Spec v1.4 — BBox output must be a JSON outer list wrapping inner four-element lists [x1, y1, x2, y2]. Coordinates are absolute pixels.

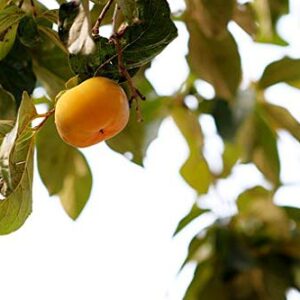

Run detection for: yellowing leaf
[[107, 97, 170, 165], [259, 57, 300, 89], [174, 203, 209, 236], [233, 3, 257, 37], [186, 0, 235, 38], [219, 143, 240, 178], [0, 92, 36, 234], [237, 196, 290, 241], [32, 38, 73, 99], [36, 116, 92, 220], [237, 110, 280, 186], [253, 0, 289, 45], [0, 5, 25, 33], [187, 19, 241, 100], [0, 87, 16, 120], [0, 23, 17, 61], [172, 105, 213, 194], [262, 102, 300, 142]]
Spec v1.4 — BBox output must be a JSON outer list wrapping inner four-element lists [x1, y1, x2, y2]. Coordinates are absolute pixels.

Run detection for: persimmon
[[54, 77, 129, 148]]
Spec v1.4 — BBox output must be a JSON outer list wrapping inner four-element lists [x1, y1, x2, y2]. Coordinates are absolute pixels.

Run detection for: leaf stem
[[92, 0, 115, 36], [32, 108, 55, 131]]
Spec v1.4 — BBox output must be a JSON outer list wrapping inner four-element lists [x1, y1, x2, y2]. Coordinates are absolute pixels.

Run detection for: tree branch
[[92, 0, 115, 36], [32, 108, 55, 131], [110, 31, 145, 122]]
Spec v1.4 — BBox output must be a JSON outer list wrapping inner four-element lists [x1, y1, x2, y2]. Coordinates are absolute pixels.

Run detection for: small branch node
[[92, 0, 115, 37]]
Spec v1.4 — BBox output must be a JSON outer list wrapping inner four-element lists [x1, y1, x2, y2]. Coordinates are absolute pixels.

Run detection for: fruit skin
[[55, 77, 129, 148]]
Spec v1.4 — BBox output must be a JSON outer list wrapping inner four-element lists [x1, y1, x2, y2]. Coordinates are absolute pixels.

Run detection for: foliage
[[179, 188, 300, 299], [0, 0, 299, 298], [0, 0, 177, 230]]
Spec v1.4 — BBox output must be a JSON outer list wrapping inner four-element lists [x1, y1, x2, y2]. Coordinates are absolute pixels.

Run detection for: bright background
[[1, 0, 300, 299]]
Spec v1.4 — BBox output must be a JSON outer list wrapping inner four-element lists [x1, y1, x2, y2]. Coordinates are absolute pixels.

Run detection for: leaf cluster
[[0, 0, 176, 233], [177, 188, 300, 300]]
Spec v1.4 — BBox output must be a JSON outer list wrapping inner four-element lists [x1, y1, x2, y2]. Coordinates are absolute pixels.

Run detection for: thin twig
[[32, 108, 55, 131], [92, 0, 115, 36], [112, 3, 121, 32], [111, 32, 145, 122], [18, 0, 24, 8], [30, 0, 37, 17], [109, 5, 145, 122]]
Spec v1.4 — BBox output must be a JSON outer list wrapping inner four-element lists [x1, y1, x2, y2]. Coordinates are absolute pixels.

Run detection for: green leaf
[[0, 39, 36, 104], [119, 0, 177, 69], [183, 260, 215, 300], [254, 0, 289, 45], [233, 3, 257, 37], [186, 0, 235, 38], [70, 0, 177, 81], [0, 0, 6, 10], [64, 75, 79, 89], [262, 102, 300, 143], [253, 110, 281, 186], [237, 186, 272, 212], [236, 188, 290, 241], [18, 16, 40, 48], [0, 87, 16, 120], [0, 92, 36, 234], [187, 19, 241, 100], [32, 96, 52, 106], [90, 4, 115, 26], [180, 154, 213, 194], [32, 37, 73, 99], [180, 233, 213, 271], [219, 143, 240, 178], [59, 150, 92, 220], [259, 57, 300, 89], [37, 9, 58, 24], [237, 110, 281, 186], [70, 36, 119, 82], [117, 0, 138, 24], [262, 257, 292, 300], [172, 105, 213, 194], [0, 121, 14, 143], [36, 116, 92, 220], [0, 5, 25, 33], [174, 203, 209, 236], [38, 25, 67, 53], [0, 22, 17, 60], [282, 206, 300, 223], [107, 97, 170, 165]]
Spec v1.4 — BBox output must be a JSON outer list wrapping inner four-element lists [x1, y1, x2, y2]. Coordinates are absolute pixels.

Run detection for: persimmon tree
[[1, 0, 300, 299]]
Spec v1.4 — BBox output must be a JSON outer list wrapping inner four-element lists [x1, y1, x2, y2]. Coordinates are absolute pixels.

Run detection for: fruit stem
[[92, 0, 115, 37], [32, 108, 55, 131]]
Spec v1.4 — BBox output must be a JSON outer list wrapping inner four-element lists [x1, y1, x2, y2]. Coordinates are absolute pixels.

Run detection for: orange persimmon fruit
[[55, 76, 129, 148]]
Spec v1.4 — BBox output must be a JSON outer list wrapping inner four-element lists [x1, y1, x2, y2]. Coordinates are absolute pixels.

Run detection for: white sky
[[1, 0, 300, 299]]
